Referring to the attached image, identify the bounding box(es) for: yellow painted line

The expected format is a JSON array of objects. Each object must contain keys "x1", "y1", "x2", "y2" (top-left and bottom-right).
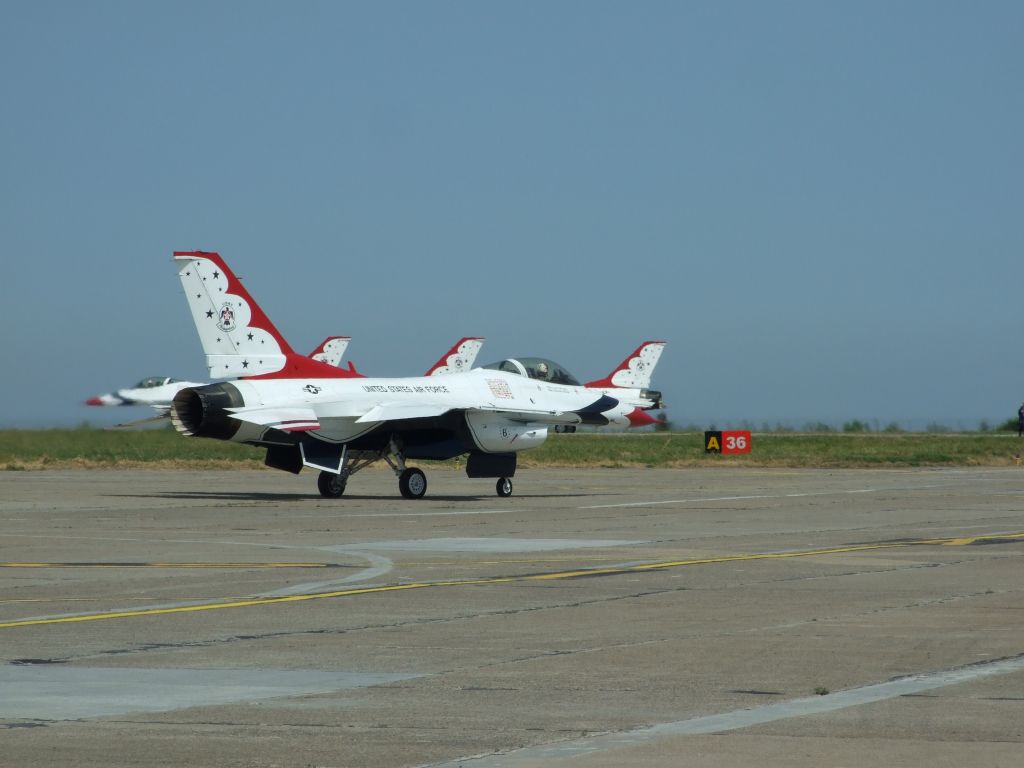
[
  {"x1": 527, "y1": 568, "x2": 626, "y2": 580},
  {"x1": 0, "y1": 579, "x2": 515, "y2": 629},
  {"x1": 632, "y1": 542, "x2": 903, "y2": 571},
  {"x1": 404, "y1": 557, "x2": 629, "y2": 566},
  {"x1": 913, "y1": 532, "x2": 1024, "y2": 547},
  {"x1": 0, "y1": 562, "x2": 336, "y2": 569},
  {"x1": 1, "y1": 532, "x2": 1021, "y2": 630}
]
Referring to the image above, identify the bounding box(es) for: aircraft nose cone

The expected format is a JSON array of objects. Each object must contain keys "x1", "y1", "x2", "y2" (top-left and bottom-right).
[
  {"x1": 626, "y1": 408, "x2": 662, "y2": 427},
  {"x1": 84, "y1": 396, "x2": 104, "y2": 406}
]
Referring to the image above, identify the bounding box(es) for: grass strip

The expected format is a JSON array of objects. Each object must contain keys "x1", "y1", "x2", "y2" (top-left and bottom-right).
[{"x1": 2, "y1": 427, "x2": 1023, "y2": 470}]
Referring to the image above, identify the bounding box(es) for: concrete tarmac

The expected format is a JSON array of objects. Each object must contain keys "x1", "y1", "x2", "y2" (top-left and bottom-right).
[{"x1": 1, "y1": 466, "x2": 1023, "y2": 767}]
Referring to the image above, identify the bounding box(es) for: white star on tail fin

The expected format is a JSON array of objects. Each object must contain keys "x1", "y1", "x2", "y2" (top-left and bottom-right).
[
  {"x1": 173, "y1": 251, "x2": 361, "y2": 380},
  {"x1": 174, "y1": 251, "x2": 290, "y2": 378}
]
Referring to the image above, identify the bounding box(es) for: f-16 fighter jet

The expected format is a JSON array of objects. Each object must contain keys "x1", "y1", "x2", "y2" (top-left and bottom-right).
[
  {"x1": 85, "y1": 376, "x2": 208, "y2": 409},
  {"x1": 168, "y1": 251, "x2": 664, "y2": 499},
  {"x1": 585, "y1": 341, "x2": 667, "y2": 427}
]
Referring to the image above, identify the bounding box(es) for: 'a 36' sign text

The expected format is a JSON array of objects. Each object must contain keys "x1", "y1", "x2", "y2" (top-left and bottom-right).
[{"x1": 704, "y1": 430, "x2": 752, "y2": 455}]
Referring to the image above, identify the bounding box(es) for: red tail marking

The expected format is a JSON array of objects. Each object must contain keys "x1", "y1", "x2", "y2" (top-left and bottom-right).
[
  {"x1": 424, "y1": 337, "x2": 483, "y2": 376},
  {"x1": 173, "y1": 251, "x2": 363, "y2": 380},
  {"x1": 585, "y1": 341, "x2": 667, "y2": 389}
]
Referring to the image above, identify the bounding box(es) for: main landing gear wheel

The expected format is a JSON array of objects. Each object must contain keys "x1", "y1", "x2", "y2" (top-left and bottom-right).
[
  {"x1": 399, "y1": 467, "x2": 427, "y2": 499},
  {"x1": 496, "y1": 477, "x2": 513, "y2": 497},
  {"x1": 317, "y1": 471, "x2": 346, "y2": 498}
]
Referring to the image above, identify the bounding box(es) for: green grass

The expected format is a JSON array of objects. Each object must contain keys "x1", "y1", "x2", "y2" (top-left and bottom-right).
[
  {"x1": 524, "y1": 432, "x2": 1023, "y2": 468},
  {"x1": 0, "y1": 426, "x2": 263, "y2": 470},
  {"x1": 2, "y1": 427, "x2": 1022, "y2": 470}
]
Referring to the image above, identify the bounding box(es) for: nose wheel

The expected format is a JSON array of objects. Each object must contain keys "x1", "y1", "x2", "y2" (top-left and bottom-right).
[{"x1": 496, "y1": 477, "x2": 513, "y2": 497}]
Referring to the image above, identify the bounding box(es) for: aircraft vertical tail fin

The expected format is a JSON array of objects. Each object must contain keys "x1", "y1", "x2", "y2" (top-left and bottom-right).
[
  {"x1": 585, "y1": 341, "x2": 666, "y2": 389},
  {"x1": 425, "y1": 337, "x2": 485, "y2": 376},
  {"x1": 308, "y1": 336, "x2": 351, "y2": 368},
  {"x1": 173, "y1": 251, "x2": 360, "y2": 380}
]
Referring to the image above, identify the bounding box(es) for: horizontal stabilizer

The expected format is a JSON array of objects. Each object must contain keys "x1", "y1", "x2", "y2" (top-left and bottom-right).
[
  {"x1": 108, "y1": 413, "x2": 170, "y2": 429},
  {"x1": 226, "y1": 406, "x2": 321, "y2": 432},
  {"x1": 206, "y1": 354, "x2": 288, "y2": 379}
]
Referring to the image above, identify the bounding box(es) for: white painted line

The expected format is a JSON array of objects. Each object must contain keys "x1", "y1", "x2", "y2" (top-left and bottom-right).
[
  {"x1": 338, "y1": 538, "x2": 648, "y2": 553},
  {"x1": 0, "y1": 667, "x2": 424, "y2": 720},
  {"x1": 257, "y1": 550, "x2": 395, "y2": 598},
  {"x1": 581, "y1": 494, "x2": 773, "y2": 510},
  {"x1": 10, "y1": 550, "x2": 395, "y2": 622},
  {"x1": 341, "y1": 509, "x2": 509, "y2": 518},
  {"x1": 432, "y1": 654, "x2": 1024, "y2": 766},
  {"x1": 579, "y1": 484, "x2": 942, "y2": 510}
]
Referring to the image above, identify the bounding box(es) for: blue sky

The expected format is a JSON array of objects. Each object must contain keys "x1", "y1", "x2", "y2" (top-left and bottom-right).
[{"x1": 2, "y1": 2, "x2": 1021, "y2": 429}]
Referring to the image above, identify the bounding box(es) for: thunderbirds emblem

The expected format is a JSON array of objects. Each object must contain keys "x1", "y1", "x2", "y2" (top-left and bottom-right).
[{"x1": 217, "y1": 304, "x2": 236, "y2": 332}]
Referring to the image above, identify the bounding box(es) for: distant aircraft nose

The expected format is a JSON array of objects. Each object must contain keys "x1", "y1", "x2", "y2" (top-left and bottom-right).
[
  {"x1": 626, "y1": 408, "x2": 662, "y2": 427},
  {"x1": 84, "y1": 393, "x2": 123, "y2": 406}
]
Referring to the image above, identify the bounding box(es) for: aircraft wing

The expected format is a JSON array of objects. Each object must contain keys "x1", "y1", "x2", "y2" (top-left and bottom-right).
[
  {"x1": 227, "y1": 392, "x2": 617, "y2": 430},
  {"x1": 472, "y1": 394, "x2": 621, "y2": 426},
  {"x1": 472, "y1": 407, "x2": 576, "y2": 425},
  {"x1": 355, "y1": 403, "x2": 453, "y2": 423},
  {"x1": 226, "y1": 406, "x2": 321, "y2": 432},
  {"x1": 228, "y1": 400, "x2": 456, "y2": 427},
  {"x1": 343, "y1": 392, "x2": 621, "y2": 428},
  {"x1": 109, "y1": 412, "x2": 171, "y2": 429},
  {"x1": 468, "y1": 393, "x2": 618, "y2": 430}
]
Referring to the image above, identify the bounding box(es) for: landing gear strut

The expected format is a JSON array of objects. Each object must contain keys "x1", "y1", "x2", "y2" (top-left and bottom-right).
[
  {"x1": 384, "y1": 437, "x2": 425, "y2": 500},
  {"x1": 315, "y1": 436, "x2": 428, "y2": 500}
]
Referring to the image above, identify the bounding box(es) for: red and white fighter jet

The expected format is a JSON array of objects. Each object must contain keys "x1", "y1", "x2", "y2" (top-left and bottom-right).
[
  {"x1": 168, "y1": 251, "x2": 664, "y2": 499},
  {"x1": 585, "y1": 341, "x2": 667, "y2": 428}
]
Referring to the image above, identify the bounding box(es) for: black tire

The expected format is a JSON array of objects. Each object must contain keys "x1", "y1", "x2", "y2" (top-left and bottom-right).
[
  {"x1": 317, "y1": 471, "x2": 346, "y2": 498},
  {"x1": 398, "y1": 467, "x2": 427, "y2": 499},
  {"x1": 496, "y1": 477, "x2": 513, "y2": 497}
]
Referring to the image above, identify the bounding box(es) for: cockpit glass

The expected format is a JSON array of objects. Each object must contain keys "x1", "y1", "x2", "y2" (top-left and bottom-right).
[
  {"x1": 482, "y1": 358, "x2": 580, "y2": 386},
  {"x1": 134, "y1": 377, "x2": 168, "y2": 389}
]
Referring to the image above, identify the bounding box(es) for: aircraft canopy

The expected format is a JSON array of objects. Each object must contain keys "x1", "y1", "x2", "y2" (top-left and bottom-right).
[
  {"x1": 482, "y1": 358, "x2": 581, "y2": 386},
  {"x1": 133, "y1": 377, "x2": 177, "y2": 388}
]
